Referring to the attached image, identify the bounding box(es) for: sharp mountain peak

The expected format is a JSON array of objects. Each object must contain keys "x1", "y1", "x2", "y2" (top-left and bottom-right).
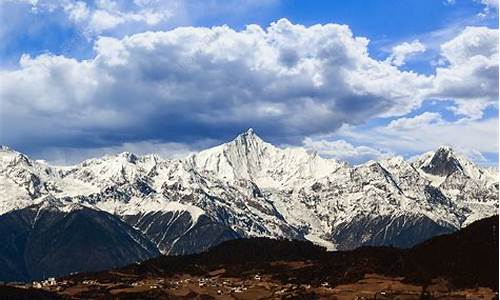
[
  {"x1": 0, "y1": 132, "x2": 497, "y2": 283},
  {"x1": 0, "y1": 137, "x2": 487, "y2": 182},
  {"x1": 421, "y1": 145, "x2": 465, "y2": 177},
  {"x1": 231, "y1": 128, "x2": 267, "y2": 145}
]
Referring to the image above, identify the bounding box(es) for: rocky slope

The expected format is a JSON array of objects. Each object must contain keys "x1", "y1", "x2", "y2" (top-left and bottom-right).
[
  {"x1": 0, "y1": 197, "x2": 159, "y2": 282},
  {"x1": 125, "y1": 215, "x2": 499, "y2": 290},
  {"x1": 4, "y1": 216, "x2": 495, "y2": 300},
  {"x1": 0, "y1": 130, "x2": 498, "y2": 278}
]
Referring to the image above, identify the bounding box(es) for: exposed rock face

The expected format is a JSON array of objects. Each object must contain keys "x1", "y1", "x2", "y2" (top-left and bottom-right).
[
  {"x1": 331, "y1": 214, "x2": 456, "y2": 250},
  {"x1": 421, "y1": 146, "x2": 464, "y2": 176},
  {"x1": 0, "y1": 199, "x2": 159, "y2": 282},
  {"x1": 0, "y1": 131, "x2": 498, "y2": 281},
  {"x1": 123, "y1": 212, "x2": 240, "y2": 255}
]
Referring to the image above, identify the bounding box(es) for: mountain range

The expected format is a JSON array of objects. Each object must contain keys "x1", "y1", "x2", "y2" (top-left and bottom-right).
[
  {"x1": 2, "y1": 216, "x2": 498, "y2": 299},
  {"x1": 0, "y1": 129, "x2": 498, "y2": 281}
]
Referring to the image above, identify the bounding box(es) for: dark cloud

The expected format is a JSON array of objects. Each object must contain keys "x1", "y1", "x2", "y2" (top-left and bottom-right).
[{"x1": 1, "y1": 20, "x2": 496, "y2": 159}]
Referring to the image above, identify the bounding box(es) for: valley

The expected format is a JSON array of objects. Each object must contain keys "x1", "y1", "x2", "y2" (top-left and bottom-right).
[{"x1": 2, "y1": 216, "x2": 498, "y2": 299}]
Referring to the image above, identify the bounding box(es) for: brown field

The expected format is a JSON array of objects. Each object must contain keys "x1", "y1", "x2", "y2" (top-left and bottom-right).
[{"x1": 7, "y1": 271, "x2": 496, "y2": 300}]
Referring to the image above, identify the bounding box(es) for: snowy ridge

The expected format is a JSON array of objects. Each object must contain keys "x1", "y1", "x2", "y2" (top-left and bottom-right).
[
  {"x1": 0, "y1": 130, "x2": 498, "y2": 252},
  {"x1": 188, "y1": 128, "x2": 344, "y2": 188},
  {"x1": 32, "y1": 196, "x2": 90, "y2": 213}
]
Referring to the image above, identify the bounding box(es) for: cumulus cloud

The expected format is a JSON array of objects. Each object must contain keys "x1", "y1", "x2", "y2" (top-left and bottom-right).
[
  {"x1": 0, "y1": 19, "x2": 432, "y2": 152},
  {"x1": 302, "y1": 138, "x2": 392, "y2": 164},
  {"x1": 0, "y1": 19, "x2": 498, "y2": 159},
  {"x1": 386, "y1": 40, "x2": 426, "y2": 66},
  {"x1": 62, "y1": 0, "x2": 174, "y2": 35},
  {"x1": 429, "y1": 26, "x2": 499, "y2": 119},
  {"x1": 64, "y1": 1, "x2": 89, "y2": 23},
  {"x1": 439, "y1": 26, "x2": 497, "y2": 64}
]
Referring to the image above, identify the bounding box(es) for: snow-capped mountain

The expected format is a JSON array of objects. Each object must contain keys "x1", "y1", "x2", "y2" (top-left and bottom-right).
[
  {"x1": 187, "y1": 129, "x2": 345, "y2": 188},
  {"x1": 0, "y1": 130, "x2": 498, "y2": 263}
]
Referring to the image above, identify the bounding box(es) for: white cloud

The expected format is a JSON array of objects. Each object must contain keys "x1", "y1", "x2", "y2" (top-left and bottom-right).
[
  {"x1": 387, "y1": 112, "x2": 443, "y2": 130},
  {"x1": 302, "y1": 138, "x2": 392, "y2": 164},
  {"x1": 476, "y1": 0, "x2": 499, "y2": 16},
  {"x1": 0, "y1": 19, "x2": 432, "y2": 151},
  {"x1": 63, "y1": 1, "x2": 89, "y2": 23},
  {"x1": 428, "y1": 26, "x2": 499, "y2": 119},
  {"x1": 0, "y1": 19, "x2": 497, "y2": 159},
  {"x1": 447, "y1": 100, "x2": 492, "y2": 120},
  {"x1": 5, "y1": 0, "x2": 174, "y2": 36},
  {"x1": 439, "y1": 26, "x2": 498, "y2": 65},
  {"x1": 89, "y1": 9, "x2": 125, "y2": 32},
  {"x1": 386, "y1": 40, "x2": 426, "y2": 66},
  {"x1": 339, "y1": 115, "x2": 498, "y2": 155},
  {"x1": 3, "y1": 0, "x2": 280, "y2": 37},
  {"x1": 399, "y1": 26, "x2": 498, "y2": 120}
]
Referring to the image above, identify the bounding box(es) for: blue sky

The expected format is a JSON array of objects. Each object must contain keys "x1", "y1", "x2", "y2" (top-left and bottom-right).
[{"x1": 0, "y1": 0, "x2": 498, "y2": 165}]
